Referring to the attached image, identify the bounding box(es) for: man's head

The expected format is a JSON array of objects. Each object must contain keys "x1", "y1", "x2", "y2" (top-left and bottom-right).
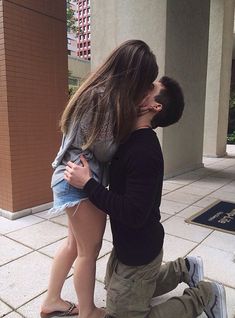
[{"x1": 150, "y1": 76, "x2": 185, "y2": 129}]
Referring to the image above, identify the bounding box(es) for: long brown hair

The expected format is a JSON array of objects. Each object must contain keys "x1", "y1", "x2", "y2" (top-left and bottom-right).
[{"x1": 60, "y1": 39, "x2": 158, "y2": 149}]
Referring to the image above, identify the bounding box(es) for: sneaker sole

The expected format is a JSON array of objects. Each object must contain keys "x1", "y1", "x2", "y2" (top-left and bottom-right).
[
  {"x1": 189, "y1": 256, "x2": 204, "y2": 287},
  {"x1": 205, "y1": 283, "x2": 227, "y2": 318}
]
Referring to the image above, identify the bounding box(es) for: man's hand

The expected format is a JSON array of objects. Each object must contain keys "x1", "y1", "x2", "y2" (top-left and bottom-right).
[{"x1": 64, "y1": 155, "x2": 92, "y2": 189}]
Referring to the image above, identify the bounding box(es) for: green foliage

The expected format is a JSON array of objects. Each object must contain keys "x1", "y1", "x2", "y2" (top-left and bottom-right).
[
  {"x1": 67, "y1": 0, "x2": 78, "y2": 34},
  {"x1": 227, "y1": 89, "x2": 235, "y2": 144},
  {"x1": 68, "y1": 84, "x2": 78, "y2": 98},
  {"x1": 227, "y1": 131, "x2": 235, "y2": 144}
]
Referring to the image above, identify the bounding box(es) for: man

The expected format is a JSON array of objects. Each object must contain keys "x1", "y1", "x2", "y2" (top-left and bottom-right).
[{"x1": 65, "y1": 77, "x2": 227, "y2": 318}]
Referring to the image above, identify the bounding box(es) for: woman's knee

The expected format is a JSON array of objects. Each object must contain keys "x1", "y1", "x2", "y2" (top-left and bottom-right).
[{"x1": 77, "y1": 240, "x2": 102, "y2": 260}]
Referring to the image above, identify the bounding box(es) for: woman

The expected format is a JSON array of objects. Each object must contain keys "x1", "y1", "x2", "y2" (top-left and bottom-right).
[{"x1": 40, "y1": 39, "x2": 158, "y2": 318}]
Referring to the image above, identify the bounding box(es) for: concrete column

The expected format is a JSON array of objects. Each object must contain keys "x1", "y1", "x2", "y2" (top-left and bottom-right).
[
  {"x1": 0, "y1": 0, "x2": 68, "y2": 219},
  {"x1": 91, "y1": 0, "x2": 210, "y2": 178},
  {"x1": 203, "y1": 0, "x2": 234, "y2": 157}
]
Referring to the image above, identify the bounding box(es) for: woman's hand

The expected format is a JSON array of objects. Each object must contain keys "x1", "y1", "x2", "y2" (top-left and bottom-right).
[{"x1": 64, "y1": 155, "x2": 92, "y2": 189}]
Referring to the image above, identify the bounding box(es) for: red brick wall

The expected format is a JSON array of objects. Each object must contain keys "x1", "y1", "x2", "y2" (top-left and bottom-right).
[
  {"x1": 0, "y1": 0, "x2": 67, "y2": 212},
  {"x1": 0, "y1": 0, "x2": 14, "y2": 211}
]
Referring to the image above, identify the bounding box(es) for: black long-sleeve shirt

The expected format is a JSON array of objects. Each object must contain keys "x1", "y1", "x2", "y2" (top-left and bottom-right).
[{"x1": 84, "y1": 128, "x2": 165, "y2": 266}]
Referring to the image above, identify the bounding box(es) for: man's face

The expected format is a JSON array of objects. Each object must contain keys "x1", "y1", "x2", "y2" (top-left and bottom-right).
[{"x1": 143, "y1": 81, "x2": 164, "y2": 109}]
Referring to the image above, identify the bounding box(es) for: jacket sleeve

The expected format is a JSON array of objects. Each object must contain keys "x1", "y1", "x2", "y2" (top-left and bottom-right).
[{"x1": 84, "y1": 149, "x2": 161, "y2": 228}]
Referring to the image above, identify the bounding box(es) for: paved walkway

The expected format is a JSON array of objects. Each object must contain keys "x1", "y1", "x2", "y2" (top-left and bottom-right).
[{"x1": 0, "y1": 146, "x2": 235, "y2": 318}]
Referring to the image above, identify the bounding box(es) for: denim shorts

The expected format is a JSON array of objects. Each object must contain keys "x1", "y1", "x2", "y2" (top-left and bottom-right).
[{"x1": 48, "y1": 179, "x2": 88, "y2": 216}]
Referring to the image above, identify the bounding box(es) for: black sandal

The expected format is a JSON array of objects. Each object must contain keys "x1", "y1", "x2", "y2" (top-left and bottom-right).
[{"x1": 40, "y1": 301, "x2": 78, "y2": 317}]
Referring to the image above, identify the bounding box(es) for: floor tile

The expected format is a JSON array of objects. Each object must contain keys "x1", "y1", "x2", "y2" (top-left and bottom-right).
[
  {"x1": 18, "y1": 276, "x2": 77, "y2": 318},
  {"x1": 163, "y1": 190, "x2": 203, "y2": 205},
  {"x1": 98, "y1": 240, "x2": 113, "y2": 259},
  {"x1": 0, "y1": 236, "x2": 32, "y2": 266},
  {"x1": 39, "y1": 238, "x2": 67, "y2": 258},
  {"x1": 209, "y1": 189, "x2": 235, "y2": 202},
  {"x1": 162, "y1": 234, "x2": 197, "y2": 262},
  {"x1": 160, "y1": 199, "x2": 189, "y2": 215},
  {"x1": 160, "y1": 213, "x2": 172, "y2": 222},
  {"x1": 96, "y1": 254, "x2": 110, "y2": 283},
  {"x1": 162, "y1": 189, "x2": 170, "y2": 195},
  {"x1": 225, "y1": 285, "x2": 235, "y2": 318},
  {"x1": 35, "y1": 210, "x2": 51, "y2": 219},
  {"x1": 7, "y1": 221, "x2": 67, "y2": 249},
  {"x1": 163, "y1": 216, "x2": 212, "y2": 243},
  {"x1": 4, "y1": 312, "x2": 23, "y2": 317},
  {"x1": 203, "y1": 157, "x2": 224, "y2": 165},
  {"x1": 220, "y1": 181, "x2": 235, "y2": 192},
  {"x1": 0, "y1": 300, "x2": 12, "y2": 317},
  {"x1": 18, "y1": 277, "x2": 106, "y2": 318},
  {"x1": 166, "y1": 172, "x2": 201, "y2": 185},
  {"x1": 162, "y1": 181, "x2": 183, "y2": 191},
  {"x1": 51, "y1": 214, "x2": 68, "y2": 227},
  {"x1": 0, "y1": 252, "x2": 52, "y2": 308},
  {"x1": 0, "y1": 215, "x2": 43, "y2": 235},
  {"x1": 180, "y1": 185, "x2": 214, "y2": 196},
  {"x1": 94, "y1": 280, "x2": 106, "y2": 308},
  {"x1": 193, "y1": 197, "x2": 219, "y2": 208},
  {"x1": 192, "y1": 176, "x2": 230, "y2": 190},
  {"x1": 188, "y1": 245, "x2": 235, "y2": 288},
  {"x1": 177, "y1": 205, "x2": 204, "y2": 219},
  {"x1": 201, "y1": 231, "x2": 235, "y2": 254},
  {"x1": 103, "y1": 220, "x2": 112, "y2": 242},
  {"x1": 212, "y1": 170, "x2": 235, "y2": 180}
]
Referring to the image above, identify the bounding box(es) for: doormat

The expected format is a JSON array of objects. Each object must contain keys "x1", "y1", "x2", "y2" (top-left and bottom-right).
[{"x1": 186, "y1": 201, "x2": 235, "y2": 234}]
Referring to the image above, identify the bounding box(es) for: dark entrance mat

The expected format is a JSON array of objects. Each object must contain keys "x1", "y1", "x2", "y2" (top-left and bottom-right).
[{"x1": 186, "y1": 201, "x2": 235, "y2": 234}]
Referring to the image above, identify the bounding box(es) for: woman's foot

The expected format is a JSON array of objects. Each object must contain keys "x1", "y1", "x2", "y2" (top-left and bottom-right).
[{"x1": 41, "y1": 298, "x2": 79, "y2": 315}]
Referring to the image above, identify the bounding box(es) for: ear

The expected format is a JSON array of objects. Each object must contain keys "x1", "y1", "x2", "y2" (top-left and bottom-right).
[{"x1": 152, "y1": 103, "x2": 163, "y2": 113}]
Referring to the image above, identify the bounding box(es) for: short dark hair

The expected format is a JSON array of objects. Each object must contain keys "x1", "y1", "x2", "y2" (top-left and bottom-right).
[{"x1": 151, "y1": 76, "x2": 184, "y2": 128}]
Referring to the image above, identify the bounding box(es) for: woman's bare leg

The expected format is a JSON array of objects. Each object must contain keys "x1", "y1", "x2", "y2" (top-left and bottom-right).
[
  {"x1": 41, "y1": 218, "x2": 79, "y2": 314},
  {"x1": 67, "y1": 200, "x2": 106, "y2": 318}
]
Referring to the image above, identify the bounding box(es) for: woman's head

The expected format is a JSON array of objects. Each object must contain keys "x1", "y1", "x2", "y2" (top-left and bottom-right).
[
  {"x1": 61, "y1": 40, "x2": 158, "y2": 148},
  {"x1": 95, "y1": 39, "x2": 158, "y2": 104}
]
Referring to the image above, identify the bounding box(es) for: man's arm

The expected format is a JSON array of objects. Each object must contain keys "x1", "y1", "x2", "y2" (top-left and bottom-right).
[{"x1": 65, "y1": 152, "x2": 161, "y2": 229}]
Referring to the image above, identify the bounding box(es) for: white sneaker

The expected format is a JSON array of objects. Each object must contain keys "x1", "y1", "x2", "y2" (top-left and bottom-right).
[
  {"x1": 204, "y1": 282, "x2": 228, "y2": 318},
  {"x1": 186, "y1": 256, "x2": 204, "y2": 288}
]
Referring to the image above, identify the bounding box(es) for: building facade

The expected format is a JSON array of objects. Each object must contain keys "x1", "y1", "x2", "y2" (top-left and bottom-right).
[{"x1": 67, "y1": 0, "x2": 91, "y2": 60}]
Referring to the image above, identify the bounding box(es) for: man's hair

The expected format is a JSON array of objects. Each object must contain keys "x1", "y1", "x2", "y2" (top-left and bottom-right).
[{"x1": 151, "y1": 76, "x2": 184, "y2": 129}]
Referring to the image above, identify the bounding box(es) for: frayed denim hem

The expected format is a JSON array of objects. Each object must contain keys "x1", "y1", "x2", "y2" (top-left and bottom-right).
[{"x1": 47, "y1": 198, "x2": 88, "y2": 218}]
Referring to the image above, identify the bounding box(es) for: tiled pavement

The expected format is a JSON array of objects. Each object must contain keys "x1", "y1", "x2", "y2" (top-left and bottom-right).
[{"x1": 1, "y1": 145, "x2": 235, "y2": 318}]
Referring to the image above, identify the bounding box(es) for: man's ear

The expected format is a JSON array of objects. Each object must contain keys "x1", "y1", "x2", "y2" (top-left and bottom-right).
[{"x1": 152, "y1": 103, "x2": 163, "y2": 113}]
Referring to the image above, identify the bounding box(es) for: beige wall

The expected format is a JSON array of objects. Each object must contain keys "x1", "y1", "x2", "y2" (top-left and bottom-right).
[
  {"x1": 203, "y1": 0, "x2": 234, "y2": 157},
  {"x1": 68, "y1": 55, "x2": 91, "y2": 85},
  {"x1": 91, "y1": 0, "x2": 210, "y2": 178}
]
